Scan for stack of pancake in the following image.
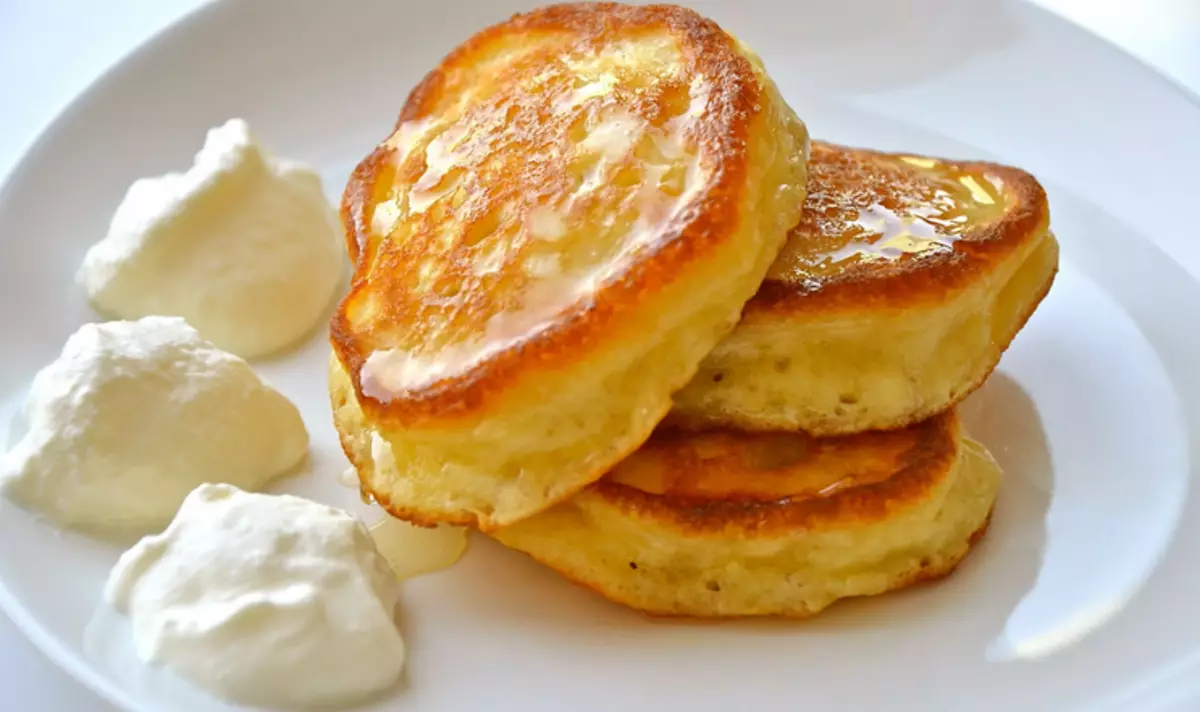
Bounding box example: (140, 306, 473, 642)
(330, 2, 1057, 617)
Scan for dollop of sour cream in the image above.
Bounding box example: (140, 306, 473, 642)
(0, 317, 308, 534)
(105, 483, 406, 708)
(76, 118, 344, 358)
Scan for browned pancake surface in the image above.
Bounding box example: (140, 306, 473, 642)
(752, 141, 1048, 315)
(598, 409, 959, 535)
(334, 3, 775, 426)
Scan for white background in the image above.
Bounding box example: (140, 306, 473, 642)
(0, 0, 1197, 708)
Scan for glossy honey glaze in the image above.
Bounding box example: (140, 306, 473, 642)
(340, 24, 736, 400)
(765, 142, 1009, 288)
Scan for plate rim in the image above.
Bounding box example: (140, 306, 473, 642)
(1, 1, 1199, 710)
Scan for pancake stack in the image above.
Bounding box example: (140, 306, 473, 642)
(331, 3, 1057, 618)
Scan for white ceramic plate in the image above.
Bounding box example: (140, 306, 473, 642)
(2, 0, 1199, 710)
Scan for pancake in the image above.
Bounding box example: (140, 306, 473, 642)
(670, 141, 1058, 436)
(492, 409, 1000, 617)
(330, 3, 809, 530)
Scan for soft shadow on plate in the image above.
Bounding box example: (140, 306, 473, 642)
(959, 372, 1055, 660)
(404, 536, 635, 636)
(1, 393, 26, 451)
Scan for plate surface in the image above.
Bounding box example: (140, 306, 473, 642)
(1, 1, 1199, 710)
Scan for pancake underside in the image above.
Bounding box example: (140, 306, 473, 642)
(670, 227, 1059, 435)
(493, 434, 1001, 617)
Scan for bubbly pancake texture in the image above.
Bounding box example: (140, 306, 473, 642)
(331, 3, 809, 529)
(670, 141, 1058, 435)
(493, 410, 1000, 617)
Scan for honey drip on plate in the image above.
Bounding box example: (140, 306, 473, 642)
(368, 516, 468, 581)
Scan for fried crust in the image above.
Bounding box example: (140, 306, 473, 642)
(750, 141, 1050, 315)
(334, 3, 780, 426)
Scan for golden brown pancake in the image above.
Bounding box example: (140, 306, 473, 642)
(493, 409, 1000, 617)
(670, 141, 1058, 436)
(330, 3, 808, 530)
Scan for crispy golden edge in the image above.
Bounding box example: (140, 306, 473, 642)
(332, 3, 772, 427)
(749, 141, 1051, 315)
(589, 409, 961, 537)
